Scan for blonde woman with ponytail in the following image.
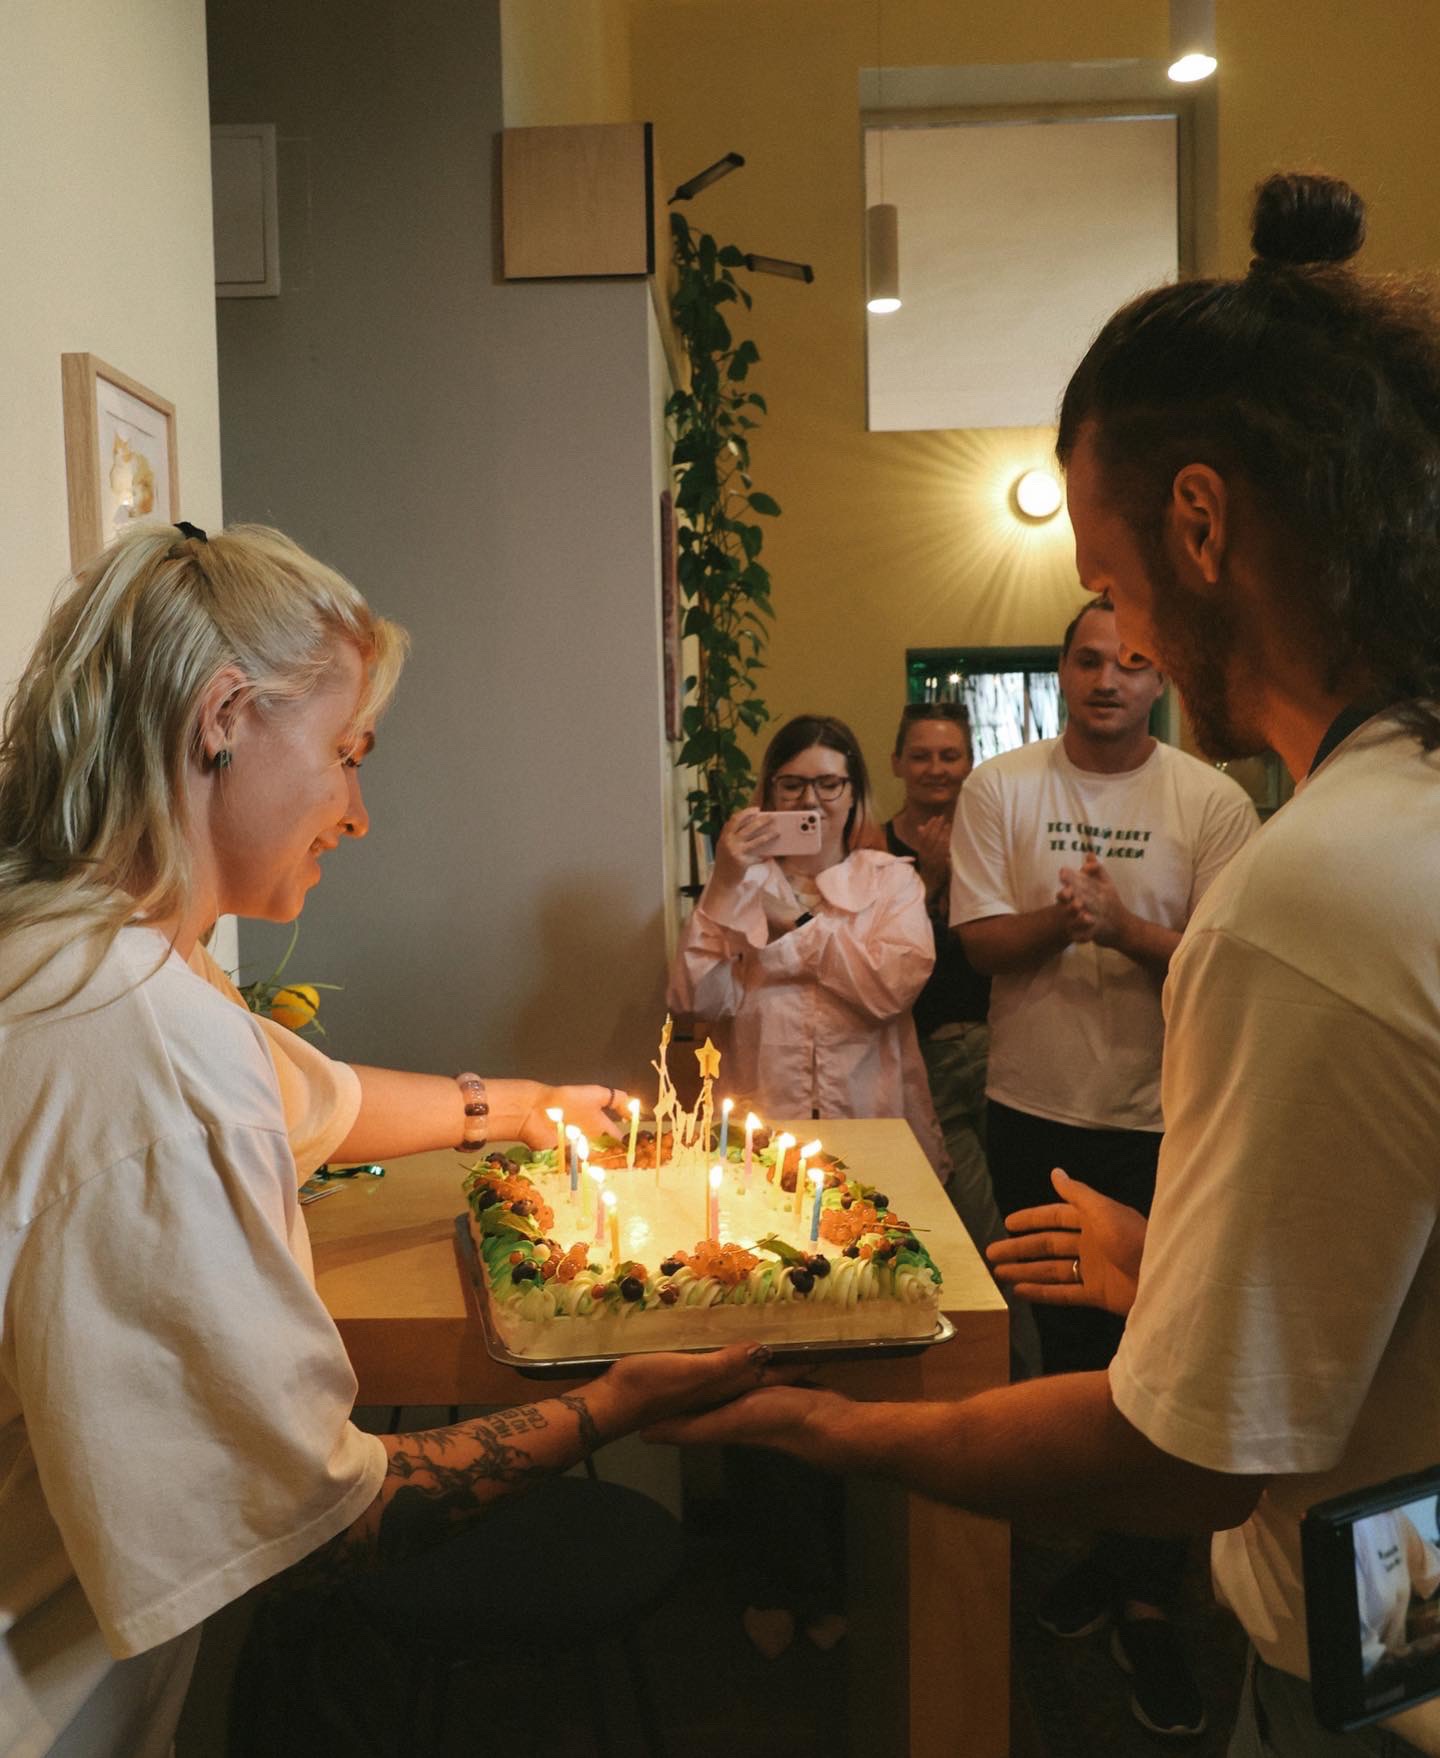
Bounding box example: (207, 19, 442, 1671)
(0, 523, 775, 1758)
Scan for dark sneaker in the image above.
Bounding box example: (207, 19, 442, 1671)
(1035, 1556, 1116, 1639)
(1110, 1618, 1207, 1737)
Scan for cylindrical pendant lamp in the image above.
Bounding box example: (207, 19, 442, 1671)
(866, 202, 901, 314)
(1168, 0, 1217, 82)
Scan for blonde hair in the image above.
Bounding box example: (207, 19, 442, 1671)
(0, 522, 407, 995)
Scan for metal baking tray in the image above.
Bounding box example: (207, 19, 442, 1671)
(454, 1214, 956, 1379)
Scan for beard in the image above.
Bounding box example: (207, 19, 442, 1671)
(1145, 554, 1270, 762)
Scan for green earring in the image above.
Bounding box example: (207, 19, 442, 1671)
(214, 748, 232, 771)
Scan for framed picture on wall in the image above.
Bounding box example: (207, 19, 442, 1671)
(61, 353, 179, 569)
(660, 489, 683, 740)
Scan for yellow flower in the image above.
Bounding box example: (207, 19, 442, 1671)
(268, 983, 320, 1032)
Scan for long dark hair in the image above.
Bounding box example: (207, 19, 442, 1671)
(757, 714, 885, 852)
(1058, 171, 1440, 748)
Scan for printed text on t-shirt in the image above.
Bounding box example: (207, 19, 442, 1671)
(1046, 820, 1153, 858)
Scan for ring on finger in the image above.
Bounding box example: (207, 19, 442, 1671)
(1071, 1257, 1083, 1284)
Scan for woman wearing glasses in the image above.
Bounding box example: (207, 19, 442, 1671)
(668, 713, 947, 1175)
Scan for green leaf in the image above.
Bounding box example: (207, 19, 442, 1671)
(755, 1233, 807, 1266)
(679, 731, 719, 765)
(746, 393, 768, 413)
(747, 491, 781, 516)
(479, 1204, 540, 1241)
(717, 244, 745, 266)
(727, 341, 759, 382)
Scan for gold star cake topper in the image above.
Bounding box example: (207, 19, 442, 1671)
(694, 1037, 722, 1081)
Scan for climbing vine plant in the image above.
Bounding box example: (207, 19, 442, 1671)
(667, 209, 779, 841)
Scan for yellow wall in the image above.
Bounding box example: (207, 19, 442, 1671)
(500, 0, 634, 125)
(616, 0, 1440, 814)
(1215, 5, 1440, 276)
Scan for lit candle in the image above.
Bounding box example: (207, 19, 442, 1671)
(808, 1167, 825, 1243)
(604, 1188, 620, 1266)
(772, 1134, 795, 1211)
(546, 1107, 565, 1179)
(719, 1097, 734, 1161)
(743, 1112, 759, 1189)
(590, 1165, 607, 1242)
(566, 1123, 582, 1195)
(709, 1164, 723, 1242)
(626, 1097, 640, 1169)
(794, 1139, 821, 1222)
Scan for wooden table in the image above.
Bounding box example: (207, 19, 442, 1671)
(309, 1119, 1009, 1757)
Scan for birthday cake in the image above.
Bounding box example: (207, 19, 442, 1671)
(464, 1024, 943, 1362)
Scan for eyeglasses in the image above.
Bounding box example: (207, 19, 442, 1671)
(771, 773, 851, 804)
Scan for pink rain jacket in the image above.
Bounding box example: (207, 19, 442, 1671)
(666, 849, 950, 1177)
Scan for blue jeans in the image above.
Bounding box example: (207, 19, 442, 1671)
(1229, 1652, 1426, 1758)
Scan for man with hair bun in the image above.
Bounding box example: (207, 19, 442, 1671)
(949, 592, 1256, 1736)
(654, 171, 1440, 1756)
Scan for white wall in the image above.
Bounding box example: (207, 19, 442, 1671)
(0, 0, 223, 695)
(211, 0, 676, 1088)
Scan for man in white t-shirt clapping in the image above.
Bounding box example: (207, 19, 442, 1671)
(950, 597, 1257, 1734)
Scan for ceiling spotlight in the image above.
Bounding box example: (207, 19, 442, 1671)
(744, 253, 815, 283)
(866, 202, 901, 315)
(1013, 469, 1063, 521)
(668, 152, 745, 203)
(1168, 0, 1217, 82)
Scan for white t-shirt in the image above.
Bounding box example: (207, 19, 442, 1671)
(0, 923, 386, 1758)
(949, 737, 1257, 1131)
(1108, 717, 1440, 1753)
(1354, 1510, 1440, 1677)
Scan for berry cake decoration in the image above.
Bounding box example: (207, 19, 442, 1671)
(464, 1019, 943, 1361)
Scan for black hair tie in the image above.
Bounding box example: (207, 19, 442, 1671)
(174, 520, 209, 543)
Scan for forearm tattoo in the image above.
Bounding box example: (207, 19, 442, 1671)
(557, 1391, 601, 1454)
(274, 1394, 600, 1595)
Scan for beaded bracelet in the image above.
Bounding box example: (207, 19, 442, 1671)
(455, 1072, 489, 1150)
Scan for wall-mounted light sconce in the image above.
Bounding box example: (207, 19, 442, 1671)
(745, 253, 815, 283)
(669, 152, 745, 203)
(1168, 0, 1217, 82)
(866, 202, 901, 314)
(1012, 468, 1063, 521)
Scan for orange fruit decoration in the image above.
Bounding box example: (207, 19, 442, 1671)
(268, 983, 319, 1032)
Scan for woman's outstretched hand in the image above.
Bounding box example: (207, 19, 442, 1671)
(518, 1084, 630, 1148)
(985, 1168, 1146, 1317)
(711, 807, 780, 891)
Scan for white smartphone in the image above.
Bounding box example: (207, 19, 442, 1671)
(755, 809, 822, 855)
